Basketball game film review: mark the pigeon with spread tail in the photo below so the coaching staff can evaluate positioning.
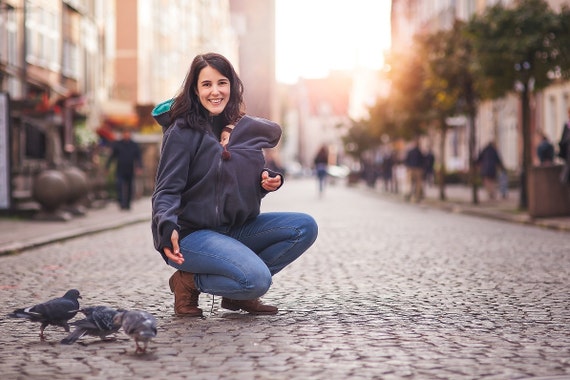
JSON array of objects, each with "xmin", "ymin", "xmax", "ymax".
[{"xmin": 9, "ymin": 289, "xmax": 82, "ymax": 340}]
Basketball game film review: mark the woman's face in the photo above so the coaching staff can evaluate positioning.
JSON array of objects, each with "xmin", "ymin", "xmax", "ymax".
[{"xmin": 196, "ymin": 65, "xmax": 230, "ymax": 116}]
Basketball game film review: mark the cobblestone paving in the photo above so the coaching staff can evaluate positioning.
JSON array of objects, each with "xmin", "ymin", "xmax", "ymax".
[{"xmin": 0, "ymin": 179, "xmax": 568, "ymax": 379}]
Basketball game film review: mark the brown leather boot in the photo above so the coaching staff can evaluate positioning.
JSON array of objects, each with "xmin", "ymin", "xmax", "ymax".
[
  {"xmin": 221, "ymin": 298, "xmax": 278, "ymax": 315},
  {"xmin": 169, "ymin": 270, "xmax": 203, "ymax": 317}
]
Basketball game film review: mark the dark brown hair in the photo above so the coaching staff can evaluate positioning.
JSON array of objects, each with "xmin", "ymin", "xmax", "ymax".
[{"xmin": 170, "ymin": 52, "xmax": 244, "ymax": 131}]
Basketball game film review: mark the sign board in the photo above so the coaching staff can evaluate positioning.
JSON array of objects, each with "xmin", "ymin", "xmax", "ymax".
[{"xmin": 0, "ymin": 92, "xmax": 11, "ymax": 210}]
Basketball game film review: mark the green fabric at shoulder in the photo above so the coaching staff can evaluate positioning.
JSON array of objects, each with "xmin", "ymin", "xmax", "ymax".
[
  {"xmin": 152, "ymin": 99, "xmax": 173, "ymax": 117},
  {"xmin": 152, "ymin": 99, "xmax": 174, "ymax": 131}
]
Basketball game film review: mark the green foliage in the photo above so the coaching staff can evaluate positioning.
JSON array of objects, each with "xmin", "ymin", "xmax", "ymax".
[
  {"xmin": 419, "ymin": 20, "xmax": 477, "ymax": 120},
  {"xmin": 74, "ymin": 122, "xmax": 98, "ymax": 149},
  {"xmin": 368, "ymin": 19, "xmax": 479, "ymax": 143},
  {"xmin": 556, "ymin": 5, "xmax": 570, "ymax": 79},
  {"xmin": 341, "ymin": 120, "xmax": 380, "ymax": 159},
  {"xmin": 385, "ymin": 48, "xmax": 432, "ymax": 137},
  {"xmin": 465, "ymin": 0, "xmax": 563, "ymax": 99}
]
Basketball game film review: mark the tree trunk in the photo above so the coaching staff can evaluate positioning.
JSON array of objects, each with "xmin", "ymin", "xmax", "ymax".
[
  {"xmin": 468, "ymin": 112, "xmax": 479, "ymax": 204},
  {"xmin": 438, "ymin": 123, "xmax": 448, "ymax": 201},
  {"xmin": 519, "ymin": 85, "xmax": 531, "ymax": 210}
]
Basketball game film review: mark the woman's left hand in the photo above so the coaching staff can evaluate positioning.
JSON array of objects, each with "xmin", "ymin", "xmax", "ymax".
[{"xmin": 261, "ymin": 170, "xmax": 281, "ymax": 192}]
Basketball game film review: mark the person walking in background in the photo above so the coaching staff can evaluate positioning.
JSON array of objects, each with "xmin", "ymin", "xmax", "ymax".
[
  {"xmin": 476, "ymin": 141, "xmax": 505, "ymax": 200},
  {"xmin": 424, "ymin": 148, "xmax": 435, "ymax": 186},
  {"xmin": 314, "ymin": 145, "xmax": 329, "ymax": 197},
  {"xmin": 381, "ymin": 151, "xmax": 395, "ymax": 192},
  {"xmin": 498, "ymin": 169, "xmax": 509, "ymax": 199},
  {"xmin": 559, "ymin": 107, "xmax": 570, "ymax": 185},
  {"xmin": 106, "ymin": 129, "xmax": 142, "ymax": 210},
  {"xmin": 151, "ymin": 53, "xmax": 318, "ymax": 318},
  {"xmin": 404, "ymin": 138, "xmax": 425, "ymax": 202},
  {"xmin": 536, "ymin": 131, "xmax": 554, "ymax": 166}
]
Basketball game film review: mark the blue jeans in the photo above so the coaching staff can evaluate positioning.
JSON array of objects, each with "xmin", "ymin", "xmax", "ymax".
[{"xmin": 168, "ymin": 212, "xmax": 318, "ymax": 300}]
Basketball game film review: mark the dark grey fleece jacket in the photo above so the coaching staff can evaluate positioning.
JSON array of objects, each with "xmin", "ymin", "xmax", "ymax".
[{"xmin": 151, "ymin": 107, "xmax": 282, "ymax": 261}]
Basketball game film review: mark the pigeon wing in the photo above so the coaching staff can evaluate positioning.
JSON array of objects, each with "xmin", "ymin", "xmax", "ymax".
[
  {"xmin": 30, "ymin": 297, "xmax": 79, "ymax": 323},
  {"xmin": 60, "ymin": 327, "xmax": 88, "ymax": 345},
  {"xmin": 91, "ymin": 307, "xmax": 120, "ymax": 332}
]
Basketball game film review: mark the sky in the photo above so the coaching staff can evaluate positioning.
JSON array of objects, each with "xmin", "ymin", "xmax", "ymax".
[{"xmin": 275, "ymin": 0, "xmax": 392, "ymax": 84}]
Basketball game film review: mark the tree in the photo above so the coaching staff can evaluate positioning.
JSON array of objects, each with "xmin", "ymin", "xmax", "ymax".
[
  {"xmin": 341, "ymin": 119, "xmax": 380, "ymax": 162},
  {"xmin": 466, "ymin": 0, "xmax": 569, "ymax": 209},
  {"xmin": 365, "ymin": 22, "xmax": 479, "ymax": 202},
  {"xmin": 417, "ymin": 22, "xmax": 480, "ymax": 201},
  {"xmin": 365, "ymin": 95, "xmax": 397, "ymax": 142},
  {"xmin": 342, "ymin": 48, "xmax": 429, "ymax": 166},
  {"xmin": 385, "ymin": 48, "xmax": 432, "ymax": 140}
]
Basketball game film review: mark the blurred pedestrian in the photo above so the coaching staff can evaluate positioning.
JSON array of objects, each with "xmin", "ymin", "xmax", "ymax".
[
  {"xmin": 476, "ymin": 141, "xmax": 504, "ymax": 200},
  {"xmin": 498, "ymin": 170, "xmax": 509, "ymax": 199},
  {"xmin": 559, "ymin": 108, "xmax": 570, "ymax": 185},
  {"xmin": 424, "ymin": 148, "xmax": 435, "ymax": 186},
  {"xmin": 362, "ymin": 155, "xmax": 378, "ymax": 189},
  {"xmin": 381, "ymin": 151, "xmax": 395, "ymax": 192},
  {"xmin": 536, "ymin": 131, "xmax": 554, "ymax": 166},
  {"xmin": 404, "ymin": 138, "xmax": 425, "ymax": 202},
  {"xmin": 151, "ymin": 53, "xmax": 318, "ymax": 317},
  {"xmin": 106, "ymin": 129, "xmax": 142, "ymax": 210},
  {"xmin": 314, "ymin": 145, "xmax": 329, "ymax": 197}
]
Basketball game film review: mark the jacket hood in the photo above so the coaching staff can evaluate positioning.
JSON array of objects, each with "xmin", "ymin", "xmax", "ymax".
[{"xmin": 151, "ymin": 99, "xmax": 174, "ymax": 130}]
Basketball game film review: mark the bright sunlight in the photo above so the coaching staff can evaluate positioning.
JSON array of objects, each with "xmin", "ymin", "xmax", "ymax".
[{"xmin": 275, "ymin": 0, "xmax": 392, "ymax": 84}]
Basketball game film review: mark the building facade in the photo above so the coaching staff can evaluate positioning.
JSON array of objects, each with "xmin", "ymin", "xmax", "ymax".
[
  {"xmin": 1, "ymin": 0, "xmax": 106, "ymax": 211},
  {"xmin": 0, "ymin": 0, "xmax": 249, "ymax": 212}
]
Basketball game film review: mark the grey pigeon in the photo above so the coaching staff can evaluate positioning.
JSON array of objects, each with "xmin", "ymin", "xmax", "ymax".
[
  {"xmin": 9, "ymin": 289, "xmax": 82, "ymax": 340},
  {"xmin": 113, "ymin": 310, "xmax": 157, "ymax": 354},
  {"xmin": 61, "ymin": 306, "xmax": 122, "ymax": 345}
]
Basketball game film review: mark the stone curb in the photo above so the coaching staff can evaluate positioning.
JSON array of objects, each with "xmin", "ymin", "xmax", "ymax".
[
  {"xmin": 358, "ymin": 186, "xmax": 570, "ymax": 233},
  {"xmin": 0, "ymin": 214, "xmax": 151, "ymax": 256}
]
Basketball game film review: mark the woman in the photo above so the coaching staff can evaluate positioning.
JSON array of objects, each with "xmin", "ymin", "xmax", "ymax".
[{"xmin": 151, "ymin": 53, "xmax": 318, "ymax": 317}]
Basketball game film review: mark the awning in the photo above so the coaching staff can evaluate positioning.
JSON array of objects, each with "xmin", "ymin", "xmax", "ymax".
[{"xmin": 100, "ymin": 100, "xmax": 139, "ymax": 128}]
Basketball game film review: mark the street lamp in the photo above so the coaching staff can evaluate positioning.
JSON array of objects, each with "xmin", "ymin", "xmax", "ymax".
[{"xmin": 514, "ymin": 60, "xmax": 534, "ymax": 210}]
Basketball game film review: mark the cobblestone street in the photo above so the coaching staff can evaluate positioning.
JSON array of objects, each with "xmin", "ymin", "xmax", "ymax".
[{"xmin": 0, "ymin": 178, "xmax": 568, "ymax": 380}]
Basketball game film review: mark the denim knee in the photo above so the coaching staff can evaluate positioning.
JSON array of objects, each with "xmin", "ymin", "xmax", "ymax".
[
  {"xmin": 300, "ymin": 214, "xmax": 319, "ymax": 246},
  {"xmin": 238, "ymin": 267, "xmax": 272, "ymax": 300}
]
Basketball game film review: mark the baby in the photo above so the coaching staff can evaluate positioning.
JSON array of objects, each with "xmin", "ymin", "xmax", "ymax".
[
  {"xmin": 220, "ymin": 125, "xmax": 234, "ymax": 147},
  {"xmin": 220, "ymin": 125, "xmax": 234, "ymax": 161}
]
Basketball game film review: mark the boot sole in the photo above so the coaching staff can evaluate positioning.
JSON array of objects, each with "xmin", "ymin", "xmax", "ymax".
[
  {"xmin": 221, "ymin": 301, "xmax": 278, "ymax": 315},
  {"xmin": 174, "ymin": 310, "xmax": 203, "ymax": 317}
]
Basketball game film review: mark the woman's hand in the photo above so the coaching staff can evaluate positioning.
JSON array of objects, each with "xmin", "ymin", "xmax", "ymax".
[
  {"xmin": 261, "ymin": 170, "xmax": 282, "ymax": 192},
  {"xmin": 163, "ymin": 229, "xmax": 184, "ymax": 265}
]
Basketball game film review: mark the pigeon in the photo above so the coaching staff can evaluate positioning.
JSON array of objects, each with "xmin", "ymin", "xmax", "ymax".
[
  {"xmin": 113, "ymin": 309, "xmax": 157, "ymax": 354},
  {"xmin": 61, "ymin": 306, "xmax": 122, "ymax": 345},
  {"xmin": 9, "ymin": 289, "xmax": 82, "ymax": 340}
]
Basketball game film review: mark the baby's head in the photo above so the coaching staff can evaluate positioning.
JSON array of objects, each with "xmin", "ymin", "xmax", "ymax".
[{"xmin": 220, "ymin": 125, "xmax": 234, "ymax": 147}]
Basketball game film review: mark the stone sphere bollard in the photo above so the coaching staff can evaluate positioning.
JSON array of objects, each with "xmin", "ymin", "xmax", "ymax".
[
  {"xmin": 62, "ymin": 167, "xmax": 89, "ymax": 205},
  {"xmin": 32, "ymin": 170, "xmax": 69, "ymax": 212}
]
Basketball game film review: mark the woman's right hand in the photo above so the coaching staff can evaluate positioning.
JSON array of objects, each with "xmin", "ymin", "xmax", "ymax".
[{"xmin": 163, "ymin": 229, "xmax": 184, "ymax": 265}]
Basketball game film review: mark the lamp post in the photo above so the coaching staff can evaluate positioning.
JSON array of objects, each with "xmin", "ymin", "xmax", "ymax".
[{"xmin": 514, "ymin": 60, "xmax": 533, "ymax": 210}]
